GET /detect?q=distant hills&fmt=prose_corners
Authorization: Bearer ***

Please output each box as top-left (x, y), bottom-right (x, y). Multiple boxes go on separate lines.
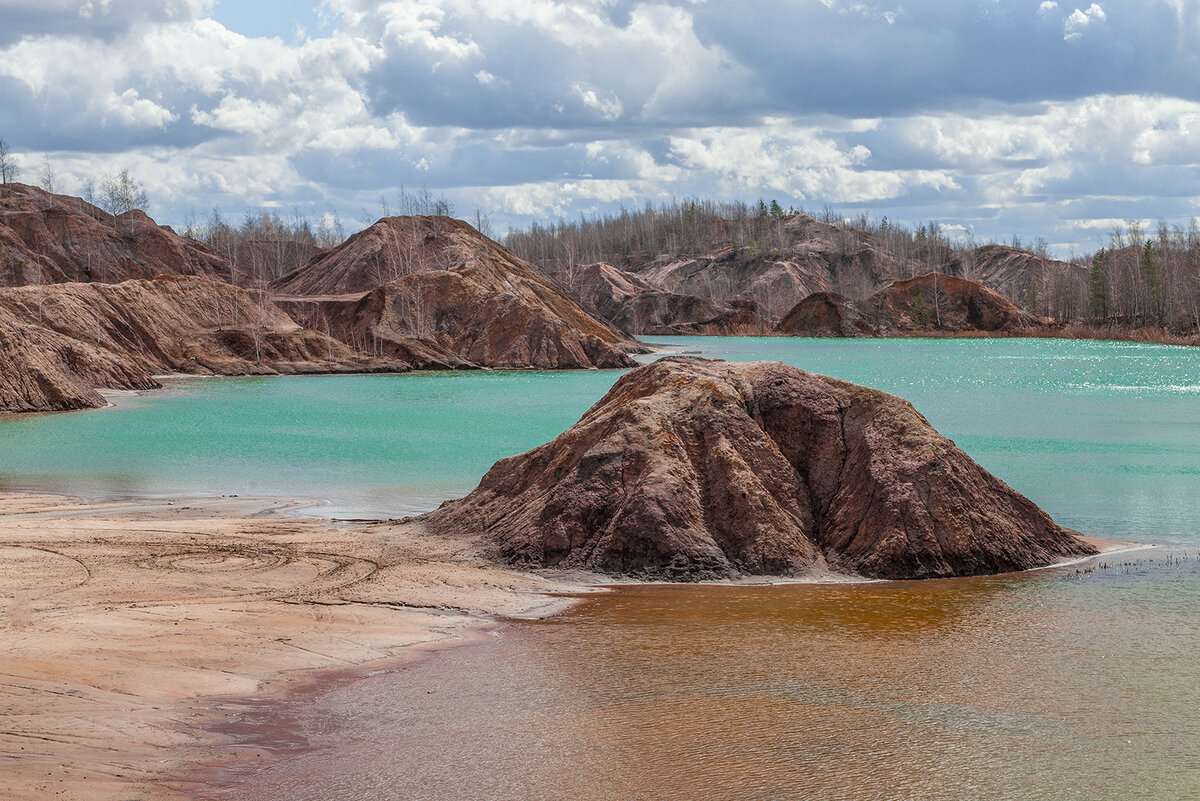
top-left (0, 185), bottom-right (641, 413)
top-left (1, 182), bottom-right (1196, 414)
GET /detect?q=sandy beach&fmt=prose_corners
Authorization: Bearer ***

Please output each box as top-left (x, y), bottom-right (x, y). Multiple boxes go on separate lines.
top-left (0, 492), bottom-right (584, 801)
top-left (0, 489), bottom-right (1141, 801)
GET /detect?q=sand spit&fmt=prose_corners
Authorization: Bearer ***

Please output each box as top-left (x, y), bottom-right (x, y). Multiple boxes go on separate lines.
top-left (0, 490), bottom-right (1136, 801)
top-left (0, 492), bottom-right (581, 801)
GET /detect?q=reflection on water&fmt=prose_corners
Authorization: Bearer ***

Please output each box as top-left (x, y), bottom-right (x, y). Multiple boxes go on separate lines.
top-left (195, 552), bottom-right (1200, 801)
top-left (3, 337), bottom-right (1200, 539)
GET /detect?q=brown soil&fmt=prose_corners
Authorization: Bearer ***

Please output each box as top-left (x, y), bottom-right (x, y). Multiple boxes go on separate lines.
top-left (0, 275), bottom-right (406, 414)
top-left (271, 216), bottom-right (645, 369)
top-left (0, 183), bottom-right (230, 286)
top-left (423, 357), bottom-right (1095, 581)
top-left (0, 492), bottom-right (583, 801)
top-left (775, 272), bottom-right (1040, 337)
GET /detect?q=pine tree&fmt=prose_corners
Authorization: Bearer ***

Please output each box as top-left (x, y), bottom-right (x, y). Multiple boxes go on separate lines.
top-left (1022, 280), bottom-right (1039, 314)
top-left (910, 292), bottom-right (931, 328)
top-left (1087, 249), bottom-right (1110, 324)
top-left (1140, 241), bottom-right (1162, 324)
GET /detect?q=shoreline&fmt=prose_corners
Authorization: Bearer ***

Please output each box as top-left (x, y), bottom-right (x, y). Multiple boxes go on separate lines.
top-left (0, 490), bottom-right (587, 801)
top-left (0, 489), bottom-right (1148, 800)
top-left (5, 329), bottom-right (1200, 423)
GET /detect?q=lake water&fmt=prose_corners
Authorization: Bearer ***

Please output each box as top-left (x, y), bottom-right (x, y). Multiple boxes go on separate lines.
top-left (5, 336), bottom-right (1200, 800)
top-left (3, 336), bottom-right (1199, 544)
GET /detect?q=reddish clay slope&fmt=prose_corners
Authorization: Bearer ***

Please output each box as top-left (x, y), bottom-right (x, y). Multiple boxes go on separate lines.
top-left (554, 262), bottom-right (728, 334)
top-left (272, 216), bottom-right (644, 369)
top-left (775, 273), bottom-right (1041, 336)
top-left (0, 275), bottom-right (406, 414)
top-left (0, 183), bottom-right (230, 286)
top-left (423, 357), bottom-right (1093, 580)
top-left (943, 244), bottom-right (1084, 302)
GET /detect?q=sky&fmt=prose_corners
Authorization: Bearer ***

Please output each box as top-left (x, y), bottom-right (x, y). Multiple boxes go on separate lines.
top-left (1, 0), bottom-right (1198, 255)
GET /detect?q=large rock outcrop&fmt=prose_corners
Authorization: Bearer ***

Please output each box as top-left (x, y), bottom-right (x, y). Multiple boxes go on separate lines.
top-left (423, 358), bottom-right (1094, 581)
top-left (0, 275), bottom-right (405, 414)
top-left (773, 292), bottom-right (874, 337)
top-left (0, 183), bottom-right (231, 286)
top-left (775, 273), bottom-right (1041, 337)
top-left (272, 216), bottom-right (644, 369)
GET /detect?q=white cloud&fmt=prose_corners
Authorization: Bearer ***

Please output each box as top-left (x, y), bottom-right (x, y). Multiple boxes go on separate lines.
top-left (572, 83), bottom-right (623, 121)
top-left (1064, 3), bottom-right (1106, 41)
top-left (1, 0), bottom-right (1199, 256)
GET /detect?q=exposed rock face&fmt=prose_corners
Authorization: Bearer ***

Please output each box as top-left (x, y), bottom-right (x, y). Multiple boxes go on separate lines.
top-left (0, 275), bottom-right (405, 414)
top-left (272, 216), bottom-right (644, 369)
top-left (0, 307), bottom-right (154, 413)
top-left (944, 245), bottom-right (1084, 303)
top-left (636, 247), bottom-right (831, 324)
top-left (775, 273), bottom-right (1041, 337)
top-left (423, 357), bottom-right (1094, 581)
top-left (553, 262), bottom-right (727, 334)
top-left (0, 183), bottom-right (230, 286)
top-left (774, 292), bottom-right (874, 337)
top-left (614, 215), bottom-right (934, 323)
top-left (668, 297), bottom-right (764, 336)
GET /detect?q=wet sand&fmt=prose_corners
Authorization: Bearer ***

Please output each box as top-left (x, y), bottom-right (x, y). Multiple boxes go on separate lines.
top-left (0, 492), bottom-right (583, 801)
top-left (0, 492), bottom-right (1138, 800)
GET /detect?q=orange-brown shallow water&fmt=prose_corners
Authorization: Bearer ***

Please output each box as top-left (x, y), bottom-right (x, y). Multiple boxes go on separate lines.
top-left (190, 551), bottom-right (1200, 801)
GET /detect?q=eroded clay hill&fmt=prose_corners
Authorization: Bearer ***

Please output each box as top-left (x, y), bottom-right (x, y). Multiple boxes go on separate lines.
top-left (272, 216), bottom-right (644, 369)
top-left (423, 357), bottom-right (1093, 581)
top-left (0, 183), bottom-right (230, 286)
top-left (943, 244), bottom-right (1085, 302)
top-left (614, 214), bottom-right (930, 323)
top-left (553, 262), bottom-right (764, 335)
top-left (775, 273), bottom-right (1041, 337)
top-left (0, 275), bottom-right (403, 414)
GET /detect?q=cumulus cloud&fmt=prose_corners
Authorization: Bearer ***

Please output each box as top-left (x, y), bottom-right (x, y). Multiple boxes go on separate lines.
top-left (0, 0), bottom-right (1198, 254)
top-left (1064, 3), bottom-right (1107, 41)
top-left (0, 0), bottom-right (210, 45)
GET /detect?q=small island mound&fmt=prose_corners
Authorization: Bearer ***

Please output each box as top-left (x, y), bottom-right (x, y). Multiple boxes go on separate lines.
top-left (423, 357), bottom-right (1096, 580)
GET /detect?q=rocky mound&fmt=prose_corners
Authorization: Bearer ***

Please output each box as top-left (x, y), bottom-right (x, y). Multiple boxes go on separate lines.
top-left (0, 307), bottom-right (155, 413)
top-left (942, 244), bottom-right (1084, 304)
top-left (613, 214), bottom-right (934, 323)
top-left (775, 273), bottom-right (1041, 336)
top-left (0, 183), bottom-right (230, 286)
top-left (272, 216), bottom-right (644, 369)
top-left (636, 247), bottom-right (831, 324)
top-left (0, 275), bottom-right (404, 414)
top-left (773, 292), bottom-right (874, 337)
top-left (553, 262), bottom-right (728, 335)
top-left (667, 297), bottom-right (764, 336)
top-left (423, 358), bottom-right (1094, 581)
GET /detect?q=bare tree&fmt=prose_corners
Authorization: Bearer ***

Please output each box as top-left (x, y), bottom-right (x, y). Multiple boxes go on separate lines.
top-left (38, 155), bottom-right (57, 193)
top-left (99, 169), bottom-right (149, 233)
top-left (0, 138), bottom-right (19, 185)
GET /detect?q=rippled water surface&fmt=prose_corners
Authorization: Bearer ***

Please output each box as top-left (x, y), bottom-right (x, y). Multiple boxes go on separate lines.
top-left (3, 336), bottom-right (1199, 542)
top-left (5, 336), bottom-right (1200, 799)
top-left (197, 557), bottom-right (1200, 801)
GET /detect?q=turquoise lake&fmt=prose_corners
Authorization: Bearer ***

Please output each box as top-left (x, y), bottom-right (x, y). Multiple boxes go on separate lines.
top-left (8, 336), bottom-right (1200, 801)
top-left (2, 336), bottom-right (1198, 545)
